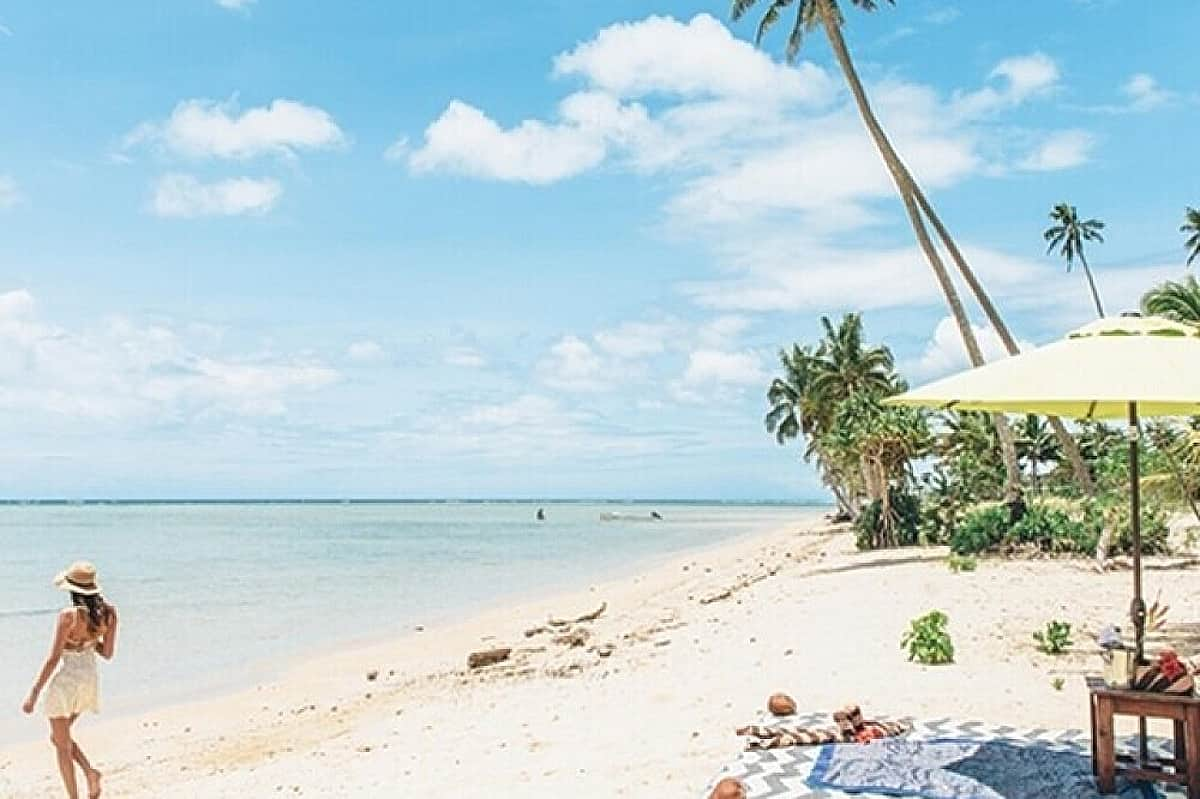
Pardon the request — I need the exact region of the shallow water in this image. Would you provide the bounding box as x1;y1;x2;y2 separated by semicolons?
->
0;501;824;743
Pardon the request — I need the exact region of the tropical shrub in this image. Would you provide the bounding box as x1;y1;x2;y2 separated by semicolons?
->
949;504;1009;555
901;610;954;665
947;554;977;573
951;502;1099;556
1033;620;1073;655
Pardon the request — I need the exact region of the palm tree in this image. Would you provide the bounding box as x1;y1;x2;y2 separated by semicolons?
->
732;0;1027;506
1044;203;1107;318
1015;414;1062;493
807;313;899;402
1142;275;1200;325
1182;207;1200;268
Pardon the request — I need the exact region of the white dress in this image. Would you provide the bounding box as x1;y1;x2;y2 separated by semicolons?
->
43;632;102;718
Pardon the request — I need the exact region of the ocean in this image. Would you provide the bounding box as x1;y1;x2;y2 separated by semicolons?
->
0;501;824;744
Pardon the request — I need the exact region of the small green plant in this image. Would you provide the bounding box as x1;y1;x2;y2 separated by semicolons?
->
901;610;955;665
947;554;977;573
1033;620;1073;655
1051;676;1065;691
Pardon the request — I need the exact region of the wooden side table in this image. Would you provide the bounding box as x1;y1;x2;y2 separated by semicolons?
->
1088;676;1200;798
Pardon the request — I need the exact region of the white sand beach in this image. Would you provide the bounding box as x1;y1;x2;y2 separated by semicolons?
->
3;516;1198;798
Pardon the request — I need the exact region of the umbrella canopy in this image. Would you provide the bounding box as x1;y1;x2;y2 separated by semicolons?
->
888;315;1200;418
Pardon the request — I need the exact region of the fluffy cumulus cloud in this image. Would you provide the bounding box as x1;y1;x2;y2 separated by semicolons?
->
681;349;764;386
0;289;337;420
0;175;21;209
952;52;1060;118
151;173;282;218
908;316;1034;379
1120;73;1172;112
1017;130;1095;172
537;335;609;392
443;345;486;368
128;98;345;160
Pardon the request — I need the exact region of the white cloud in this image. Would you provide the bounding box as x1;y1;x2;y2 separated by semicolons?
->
537;335;609;391
551;14;833;104
1017;129;1095;172
952;53;1060;118
0;290;337;420
129;98;345;160
151;173;282;218
443;346;486;368
908;316;1035;380
681;349;764;386
0;175;22;209
346;340;385;363
0;22;12;36
406;93;652;184
1121;73;1172;111
215;0;255;8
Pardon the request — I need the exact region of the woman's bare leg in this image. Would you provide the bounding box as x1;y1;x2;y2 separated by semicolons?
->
67;715;101;798
49;717;79;799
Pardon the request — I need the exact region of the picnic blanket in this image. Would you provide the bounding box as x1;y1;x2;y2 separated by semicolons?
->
705;713;1183;798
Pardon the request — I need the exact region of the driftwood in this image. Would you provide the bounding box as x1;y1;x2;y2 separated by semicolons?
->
525;602;608;637
699;568;779;605
553;628;591;648
467;647;512;669
548;602;607;627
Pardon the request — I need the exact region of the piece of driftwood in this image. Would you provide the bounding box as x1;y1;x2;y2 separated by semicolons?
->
467;647;512;669
553;628;591;648
548;602;607;627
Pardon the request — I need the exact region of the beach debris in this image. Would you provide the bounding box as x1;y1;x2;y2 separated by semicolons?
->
467;647;513;670
768;693;797;717
699;566;781;605
366;669;379;682
593;643;616;658
548;602;607;627
552;627;591;648
709;777;747;799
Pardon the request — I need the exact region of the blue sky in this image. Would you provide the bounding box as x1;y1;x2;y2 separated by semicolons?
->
0;0;1196;499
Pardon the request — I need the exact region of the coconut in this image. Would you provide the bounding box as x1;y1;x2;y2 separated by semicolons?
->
768;692;797;716
708;777;747;799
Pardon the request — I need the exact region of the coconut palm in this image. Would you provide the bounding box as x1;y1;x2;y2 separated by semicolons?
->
1044;203;1107;318
807;313;899;402
731;0;1027;505
1182;207;1200;268
1015;414;1062;493
1142;275;1200;325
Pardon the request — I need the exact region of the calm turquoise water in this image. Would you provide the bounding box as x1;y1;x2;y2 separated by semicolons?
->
0;501;823;743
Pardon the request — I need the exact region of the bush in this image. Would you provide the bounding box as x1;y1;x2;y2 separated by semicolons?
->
950;502;1099;556
950;504;1008;555
1033;620;1073;654
947;554;977;573
856;487;921;551
901;610;954;665
1107;501;1171;556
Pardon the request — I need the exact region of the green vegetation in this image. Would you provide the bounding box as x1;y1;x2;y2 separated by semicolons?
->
1033;621;1074;655
1052;677;1066;691
902;610;954;665
947;554;977;573
744;1;1200;559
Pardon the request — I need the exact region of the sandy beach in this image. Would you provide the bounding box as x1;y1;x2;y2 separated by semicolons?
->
3;516;1198;798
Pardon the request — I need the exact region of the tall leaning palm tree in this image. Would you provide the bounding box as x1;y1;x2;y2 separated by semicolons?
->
1181;207;1200;268
732;0;1027;503
1044;203;1107;318
1141;275;1200;325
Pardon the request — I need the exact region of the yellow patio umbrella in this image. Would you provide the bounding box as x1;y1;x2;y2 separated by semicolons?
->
888;314;1200;661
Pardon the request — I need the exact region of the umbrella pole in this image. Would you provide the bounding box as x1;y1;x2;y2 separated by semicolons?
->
1129;401;1146;664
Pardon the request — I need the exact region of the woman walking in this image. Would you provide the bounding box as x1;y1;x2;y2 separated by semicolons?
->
21;561;118;799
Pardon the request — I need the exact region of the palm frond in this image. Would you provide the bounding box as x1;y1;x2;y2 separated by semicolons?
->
730;0;761;22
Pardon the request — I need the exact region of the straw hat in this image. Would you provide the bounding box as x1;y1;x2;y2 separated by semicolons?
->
53;561;102;596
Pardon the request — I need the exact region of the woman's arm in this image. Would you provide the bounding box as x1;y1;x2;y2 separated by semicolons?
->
22;610;71;713
97;606;118;660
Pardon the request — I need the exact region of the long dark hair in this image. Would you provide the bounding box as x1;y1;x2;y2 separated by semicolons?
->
70;592;110;635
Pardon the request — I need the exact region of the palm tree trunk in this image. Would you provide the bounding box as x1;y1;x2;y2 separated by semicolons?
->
816;0;1024;503
1077;251;1107;318
910;188;1097;498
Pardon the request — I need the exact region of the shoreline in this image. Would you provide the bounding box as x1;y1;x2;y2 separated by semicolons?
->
0;509;830;737
6;515;1197;798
